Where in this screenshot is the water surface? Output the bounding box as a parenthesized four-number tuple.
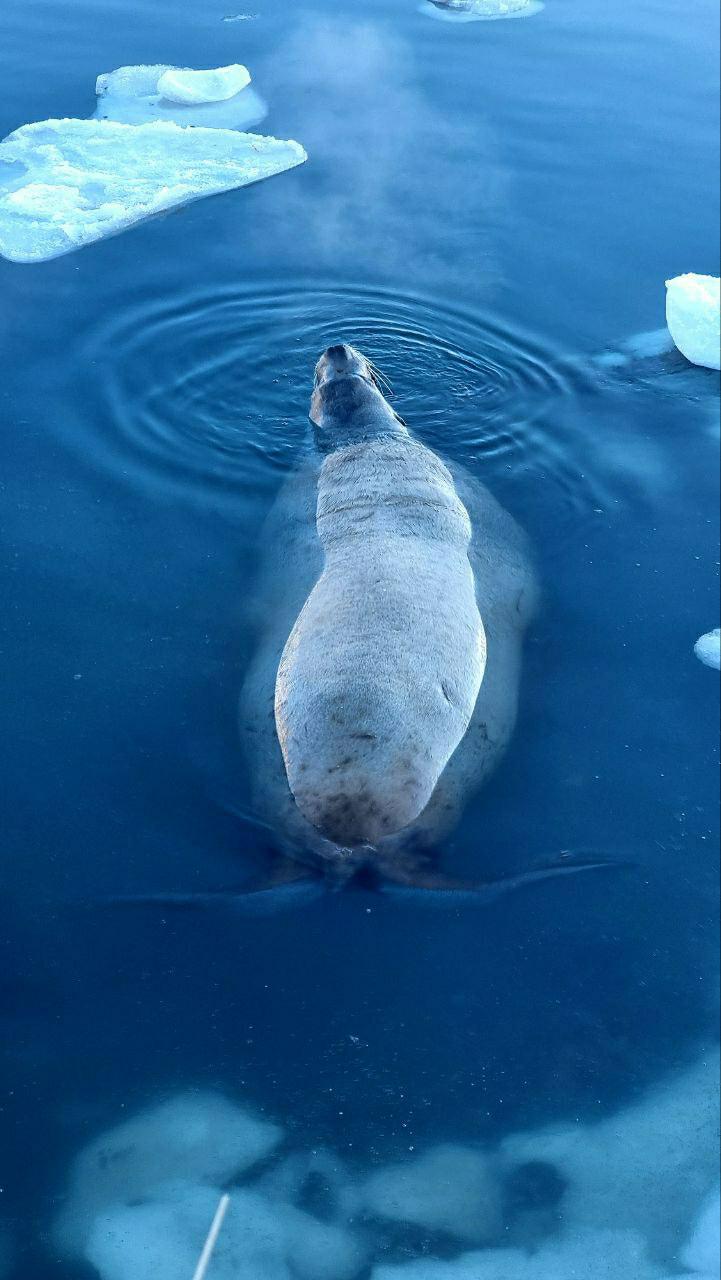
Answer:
(0, 0, 719, 1275)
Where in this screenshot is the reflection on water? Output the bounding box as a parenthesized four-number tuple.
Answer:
(0, 0, 718, 1275)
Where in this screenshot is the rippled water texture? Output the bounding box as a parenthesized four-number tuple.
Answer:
(0, 0, 719, 1277)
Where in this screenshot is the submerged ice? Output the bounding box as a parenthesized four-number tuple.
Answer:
(50, 1052, 720, 1280)
(371, 1229, 665, 1278)
(95, 63, 267, 128)
(54, 1093, 365, 1280)
(665, 274, 721, 370)
(86, 1185, 365, 1280)
(54, 1092, 283, 1257)
(0, 118, 307, 263)
(679, 1187, 720, 1275)
(360, 1144, 502, 1243)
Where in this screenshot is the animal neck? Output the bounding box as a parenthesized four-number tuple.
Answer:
(313, 379, 407, 453)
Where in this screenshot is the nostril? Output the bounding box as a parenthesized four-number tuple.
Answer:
(325, 344, 349, 364)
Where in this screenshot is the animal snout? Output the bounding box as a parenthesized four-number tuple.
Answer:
(316, 343, 367, 386)
(326, 343, 352, 367)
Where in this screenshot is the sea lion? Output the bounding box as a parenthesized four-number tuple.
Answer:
(234, 345, 609, 902)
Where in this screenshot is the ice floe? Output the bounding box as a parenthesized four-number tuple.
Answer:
(54, 1092, 283, 1257)
(85, 1184, 366, 1280)
(694, 629, 721, 670)
(421, 0, 544, 23)
(95, 63, 267, 128)
(361, 1144, 502, 1243)
(0, 118, 307, 263)
(666, 274, 721, 370)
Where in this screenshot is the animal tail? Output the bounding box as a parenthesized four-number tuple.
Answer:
(378, 852, 627, 907)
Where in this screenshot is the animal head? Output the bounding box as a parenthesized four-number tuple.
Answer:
(310, 343, 406, 448)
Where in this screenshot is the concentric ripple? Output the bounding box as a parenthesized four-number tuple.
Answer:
(74, 280, 602, 527)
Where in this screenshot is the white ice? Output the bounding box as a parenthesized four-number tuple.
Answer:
(665, 274, 721, 370)
(694, 629, 721, 670)
(257, 1147, 359, 1221)
(54, 1092, 283, 1257)
(593, 328, 675, 369)
(500, 1048, 720, 1267)
(681, 1188, 721, 1274)
(0, 118, 307, 263)
(85, 1184, 366, 1280)
(360, 1144, 502, 1243)
(371, 1228, 664, 1278)
(421, 0, 544, 23)
(95, 63, 267, 129)
(158, 64, 250, 104)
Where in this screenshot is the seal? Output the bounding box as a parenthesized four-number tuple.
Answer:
(275, 343, 486, 847)
(234, 344, 613, 904)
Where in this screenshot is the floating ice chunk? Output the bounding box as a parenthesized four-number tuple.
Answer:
(421, 0, 543, 22)
(0, 118, 307, 263)
(157, 64, 251, 104)
(694, 629, 721, 670)
(86, 1184, 366, 1280)
(500, 1049, 720, 1265)
(593, 328, 676, 370)
(371, 1228, 662, 1278)
(95, 63, 267, 129)
(361, 1144, 502, 1243)
(681, 1188, 721, 1273)
(54, 1093, 283, 1257)
(665, 274, 721, 370)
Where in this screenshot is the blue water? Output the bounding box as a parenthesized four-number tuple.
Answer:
(0, 0, 719, 1275)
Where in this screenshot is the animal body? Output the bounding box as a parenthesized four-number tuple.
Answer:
(236, 344, 594, 901)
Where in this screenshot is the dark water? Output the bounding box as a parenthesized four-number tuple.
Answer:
(0, 0, 719, 1275)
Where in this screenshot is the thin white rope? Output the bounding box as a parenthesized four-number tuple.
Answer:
(191, 1193, 231, 1280)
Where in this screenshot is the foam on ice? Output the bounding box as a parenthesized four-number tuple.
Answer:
(694, 629, 721, 671)
(95, 63, 267, 128)
(665, 274, 721, 370)
(54, 1092, 283, 1257)
(0, 118, 307, 263)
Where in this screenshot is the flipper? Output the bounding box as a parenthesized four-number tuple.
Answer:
(378, 852, 627, 907)
(95, 860, 324, 916)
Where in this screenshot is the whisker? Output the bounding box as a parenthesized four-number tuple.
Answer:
(367, 359, 394, 397)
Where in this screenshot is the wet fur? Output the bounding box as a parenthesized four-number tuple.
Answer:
(239, 419, 538, 882)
